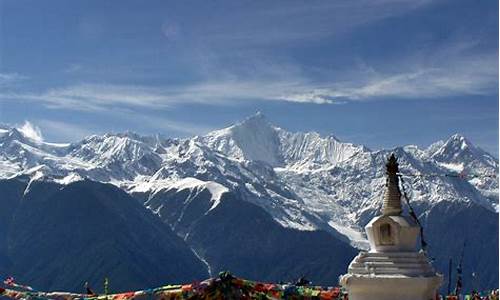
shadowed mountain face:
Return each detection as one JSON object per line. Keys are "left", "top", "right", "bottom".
{"left": 135, "top": 183, "right": 499, "bottom": 292}
{"left": 0, "top": 178, "right": 208, "bottom": 292}
{"left": 136, "top": 185, "right": 357, "bottom": 285}
{"left": 419, "top": 201, "right": 499, "bottom": 292}
{"left": 185, "top": 194, "right": 358, "bottom": 286}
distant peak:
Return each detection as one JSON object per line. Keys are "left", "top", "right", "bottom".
{"left": 449, "top": 133, "right": 466, "bottom": 140}
{"left": 1, "top": 127, "right": 30, "bottom": 143}
{"left": 445, "top": 133, "right": 473, "bottom": 148}
{"left": 429, "top": 133, "right": 487, "bottom": 161}
{"left": 326, "top": 133, "right": 341, "bottom": 142}
{"left": 0, "top": 122, "right": 44, "bottom": 143}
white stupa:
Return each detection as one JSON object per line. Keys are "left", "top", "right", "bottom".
{"left": 340, "top": 154, "right": 442, "bottom": 300}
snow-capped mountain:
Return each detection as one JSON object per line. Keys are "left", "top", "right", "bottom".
{"left": 199, "top": 114, "right": 498, "bottom": 231}
{"left": 0, "top": 116, "right": 497, "bottom": 237}
{"left": 199, "top": 112, "right": 368, "bottom": 172}
{"left": 0, "top": 115, "right": 497, "bottom": 290}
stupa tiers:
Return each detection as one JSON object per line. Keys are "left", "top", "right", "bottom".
{"left": 340, "top": 154, "right": 442, "bottom": 300}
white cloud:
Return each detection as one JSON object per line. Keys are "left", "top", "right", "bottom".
{"left": 18, "top": 121, "right": 44, "bottom": 142}
{"left": 0, "top": 31, "right": 496, "bottom": 109}
{"left": 0, "top": 73, "right": 28, "bottom": 87}
{"left": 4, "top": 84, "right": 174, "bottom": 112}
{"left": 278, "top": 90, "right": 342, "bottom": 104}
{"left": 64, "top": 63, "right": 83, "bottom": 73}
{"left": 284, "top": 49, "right": 498, "bottom": 102}
{"left": 287, "top": 70, "right": 493, "bottom": 101}
{"left": 3, "top": 58, "right": 496, "bottom": 112}
{"left": 2, "top": 79, "right": 335, "bottom": 112}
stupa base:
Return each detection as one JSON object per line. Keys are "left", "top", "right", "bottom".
{"left": 340, "top": 274, "right": 443, "bottom": 300}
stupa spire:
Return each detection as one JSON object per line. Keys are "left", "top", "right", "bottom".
{"left": 382, "top": 154, "right": 402, "bottom": 216}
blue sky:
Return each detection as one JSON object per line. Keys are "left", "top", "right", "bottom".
{"left": 0, "top": 0, "right": 498, "bottom": 155}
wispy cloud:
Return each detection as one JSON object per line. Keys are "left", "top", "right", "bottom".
{"left": 1, "top": 24, "right": 497, "bottom": 110}
{"left": 2, "top": 56, "right": 497, "bottom": 112}
{"left": 1, "top": 79, "right": 335, "bottom": 112}
{"left": 284, "top": 66, "right": 497, "bottom": 102}
{"left": 4, "top": 84, "right": 174, "bottom": 112}
{"left": 18, "top": 121, "right": 43, "bottom": 142}
{"left": 284, "top": 42, "right": 498, "bottom": 102}
{"left": 64, "top": 63, "right": 83, "bottom": 73}
{"left": 0, "top": 73, "right": 28, "bottom": 87}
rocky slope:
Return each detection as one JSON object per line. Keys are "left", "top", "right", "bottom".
{"left": 0, "top": 177, "right": 208, "bottom": 292}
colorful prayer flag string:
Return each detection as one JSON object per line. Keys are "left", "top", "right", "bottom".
{"left": 1, "top": 274, "right": 497, "bottom": 300}
{"left": 397, "top": 172, "right": 497, "bottom": 179}
{"left": 1, "top": 273, "right": 343, "bottom": 300}
{"left": 3, "top": 277, "right": 35, "bottom": 291}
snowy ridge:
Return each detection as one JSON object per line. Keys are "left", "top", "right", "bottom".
{"left": 0, "top": 115, "right": 497, "bottom": 248}
{"left": 129, "top": 177, "right": 228, "bottom": 211}
{"left": 200, "top": 113, "right": 367, "bottom": 171}
{"left": 199, "top": 112, "right": 284, "bottom": 166}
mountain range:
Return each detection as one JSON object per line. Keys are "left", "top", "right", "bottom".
{"left": 0, "top": 113, "right": 497, "bottom": 292}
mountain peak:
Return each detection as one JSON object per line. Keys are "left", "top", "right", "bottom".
{"left": 0, "top": 123, "right": 51, "bottom": 147}
{"left": 448, "top": 133, "right": 469, "bottom": 143}
{"left": 443, "top": 133, "right": 474, "bottom": 152}
{"left": 199, "top": 112, "right": 283, "bottom": 166}
{"left": 0, "top": 127, "right": 33, "bottom": 146}
{"left": 7, "top": 127, "right": 25, "bottom": 139}
{"left": 430, "top": 133, "right": 497, "bottom": 167}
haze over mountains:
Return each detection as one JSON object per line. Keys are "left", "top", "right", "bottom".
{"left": 0, "top": 113, "right": 497, "bottom": 292}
